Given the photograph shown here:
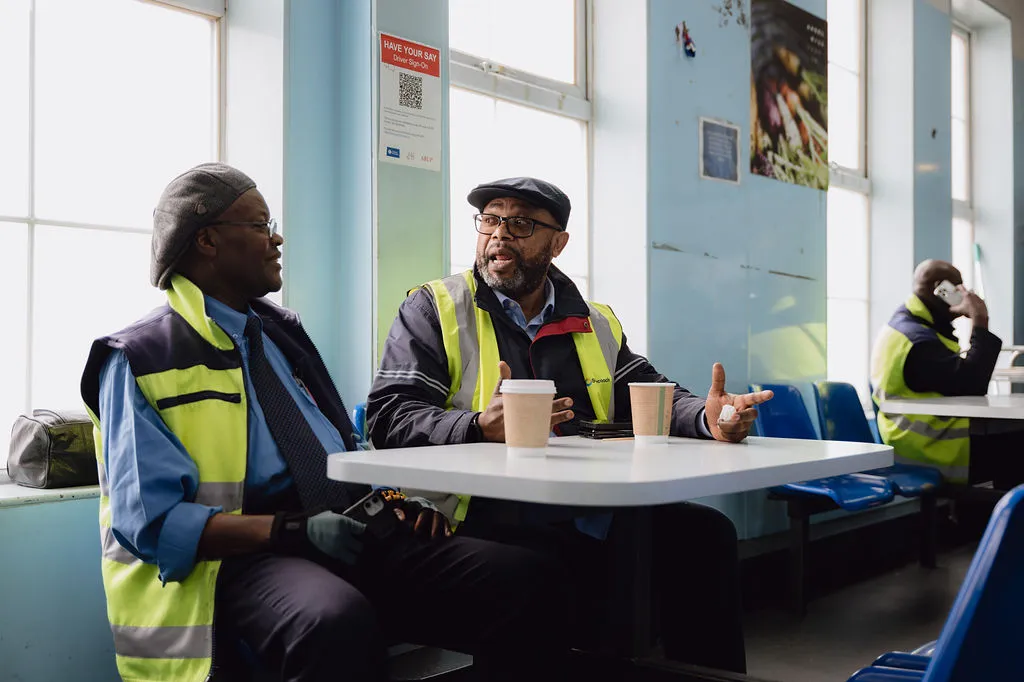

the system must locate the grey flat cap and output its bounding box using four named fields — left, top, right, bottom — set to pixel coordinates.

left=151, top=162, right=257, bottom=289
